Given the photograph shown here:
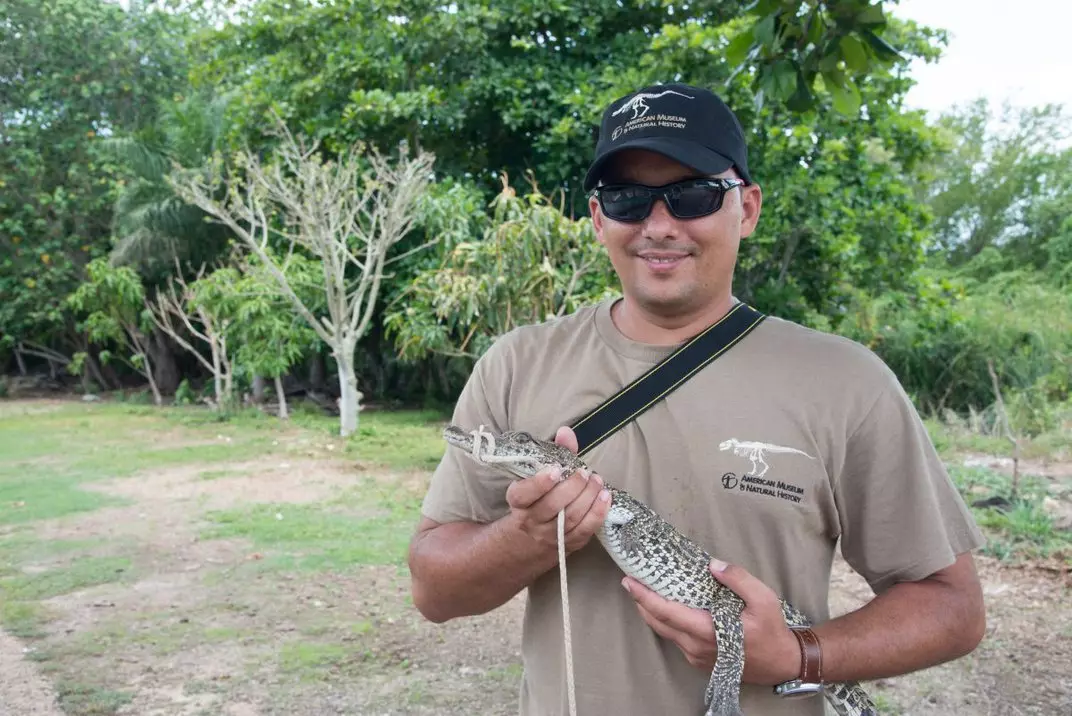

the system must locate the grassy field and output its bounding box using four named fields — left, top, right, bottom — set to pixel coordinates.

left=0, top=397, right=1070, bottom=715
